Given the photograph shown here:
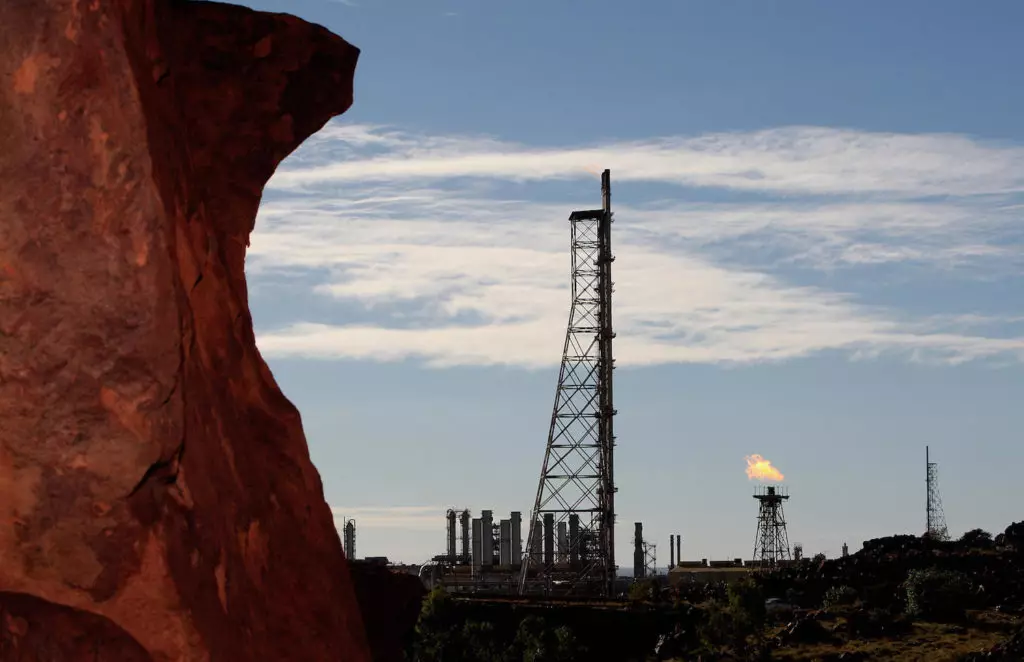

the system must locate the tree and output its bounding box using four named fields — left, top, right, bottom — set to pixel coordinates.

left=514, top=615, right=550, bottom=662
left=412, top=587, right=461, bottom=661
left=461, top=621, right=504, bottom=662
